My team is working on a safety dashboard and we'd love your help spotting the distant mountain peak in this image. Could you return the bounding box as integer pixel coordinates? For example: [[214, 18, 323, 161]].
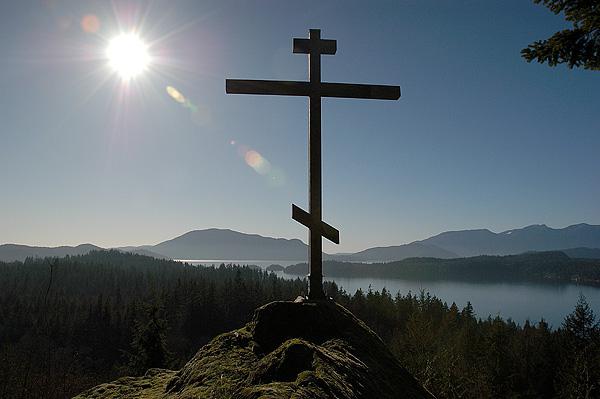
[[521, 224, 549, 230], [0, 243, 103, 262], [565, 223, 592, 229], [422, 223, 600, 257], [152, 228, 309, 260]]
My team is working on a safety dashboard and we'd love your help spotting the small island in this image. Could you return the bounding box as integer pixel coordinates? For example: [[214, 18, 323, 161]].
[[266, 264, 285, 272]]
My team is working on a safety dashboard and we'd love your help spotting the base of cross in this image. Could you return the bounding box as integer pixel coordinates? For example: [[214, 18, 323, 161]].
[[294, 295, 333, 303], [292, 204, 339, 300], [307, 273, 328, 300]]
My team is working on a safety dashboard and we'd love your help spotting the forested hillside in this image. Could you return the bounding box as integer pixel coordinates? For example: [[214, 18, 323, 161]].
[[1, 251, 598, 398], [286, 251, 600, 285]]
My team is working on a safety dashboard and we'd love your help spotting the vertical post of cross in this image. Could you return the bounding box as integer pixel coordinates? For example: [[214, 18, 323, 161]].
[[308, 29, 324, 299], [225, 28, 400, 302]]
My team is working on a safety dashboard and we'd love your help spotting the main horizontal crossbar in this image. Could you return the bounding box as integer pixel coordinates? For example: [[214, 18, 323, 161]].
[[322, 82, 401, 100], [226, 80, 309, 96], [292, 204, 339, 244], [226, 79, 401, 100]]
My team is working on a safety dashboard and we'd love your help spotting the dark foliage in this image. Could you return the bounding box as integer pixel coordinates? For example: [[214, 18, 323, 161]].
[[286, 251, 600, 285], [522, 0, 600, 70], [128, 304, 171, 373], [0, 250, 599, 398], [555, 294, 600, 397]]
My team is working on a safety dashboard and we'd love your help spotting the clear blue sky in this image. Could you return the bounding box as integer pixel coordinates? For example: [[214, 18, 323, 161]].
[[0, 0, 598, 252]]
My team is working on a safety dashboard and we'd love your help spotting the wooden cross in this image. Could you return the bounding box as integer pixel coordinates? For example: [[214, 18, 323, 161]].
[[226, 29, 400, 299]]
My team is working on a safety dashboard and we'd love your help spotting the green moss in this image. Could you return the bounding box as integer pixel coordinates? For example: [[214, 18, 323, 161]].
[[74, 369, 176, 398], [75, 300, 434, 399]]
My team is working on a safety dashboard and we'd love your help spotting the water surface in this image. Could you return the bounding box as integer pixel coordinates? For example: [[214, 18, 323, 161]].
[[178, 259, 600, 327]]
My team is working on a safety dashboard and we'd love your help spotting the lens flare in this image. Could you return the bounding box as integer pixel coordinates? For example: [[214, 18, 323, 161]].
[[231, 142, 286, 186], [267, 167, 286, 187], [245, 150, 271, 175], [81, 14, 100, 33], [165, 85, 211, 126], [166, 86, 186, 104]]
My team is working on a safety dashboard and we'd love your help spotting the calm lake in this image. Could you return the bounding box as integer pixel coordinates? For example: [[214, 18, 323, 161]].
[[179, 260, 600, 328]]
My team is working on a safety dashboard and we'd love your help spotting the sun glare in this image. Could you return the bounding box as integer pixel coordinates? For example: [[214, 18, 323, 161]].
[[106, 33, 150, 80]]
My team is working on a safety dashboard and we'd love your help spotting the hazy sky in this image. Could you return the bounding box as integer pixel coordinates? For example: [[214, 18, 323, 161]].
[[1, 0, 599, 252]]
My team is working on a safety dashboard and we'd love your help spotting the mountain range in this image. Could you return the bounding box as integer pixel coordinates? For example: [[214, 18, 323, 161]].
[[145, 229, 308, 260], [0, 243, 102, 262], [418, 223, 600, 257], [1, 223, 600, 263]]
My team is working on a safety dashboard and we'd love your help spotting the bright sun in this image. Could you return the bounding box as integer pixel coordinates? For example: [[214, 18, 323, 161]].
[[106, 33, 150, 80]]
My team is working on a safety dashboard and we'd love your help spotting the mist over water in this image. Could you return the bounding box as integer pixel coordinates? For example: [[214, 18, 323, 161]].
[[178, 259, 303, 269]]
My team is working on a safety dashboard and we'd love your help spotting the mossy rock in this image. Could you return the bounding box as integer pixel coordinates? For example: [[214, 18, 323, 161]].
[[75, 300, 434, 398]]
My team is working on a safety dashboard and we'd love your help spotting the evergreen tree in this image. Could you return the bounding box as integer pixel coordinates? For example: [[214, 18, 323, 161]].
[[129, 304, 170, 373], [562, 294, 599, 348], [1, 250, 600, 398], [556, 294, 600, 398], [522, 0, 600, 69]]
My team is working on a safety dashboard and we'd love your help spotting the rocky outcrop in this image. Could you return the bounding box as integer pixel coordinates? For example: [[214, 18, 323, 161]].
[[75, 299, 434, 398]]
